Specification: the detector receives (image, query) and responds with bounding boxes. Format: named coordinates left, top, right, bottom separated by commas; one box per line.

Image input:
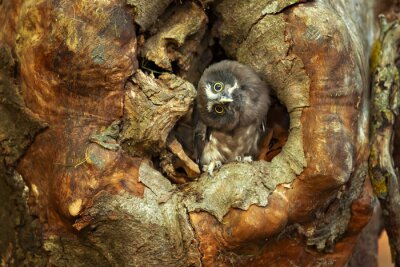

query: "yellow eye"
left=213, top=82, right=224, bottom=92
left=214, top=104, right=224, bottom=114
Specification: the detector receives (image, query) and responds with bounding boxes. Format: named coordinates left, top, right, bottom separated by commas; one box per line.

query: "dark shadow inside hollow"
left=139, top=57, right=171, bottom=78
left=392, top=115, right=400, bottom=170
left=393, top=59, right=400, bottom=170
left=260, top=95, right=290, bottom=162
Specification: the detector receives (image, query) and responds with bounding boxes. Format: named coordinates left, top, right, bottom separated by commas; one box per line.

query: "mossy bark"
left=369, top=15, right=400, bottom=266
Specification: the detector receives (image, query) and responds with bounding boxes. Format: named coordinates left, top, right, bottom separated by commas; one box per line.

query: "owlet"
left=195, top=60, right=271, bottom=174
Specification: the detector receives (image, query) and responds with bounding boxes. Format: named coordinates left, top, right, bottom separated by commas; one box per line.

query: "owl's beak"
left=219, top=96, right=233, bottom=103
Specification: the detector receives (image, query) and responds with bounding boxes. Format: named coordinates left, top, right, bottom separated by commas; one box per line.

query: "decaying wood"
left=257, top=123, right=288, bottom=161
left=121, top=70, right=196, bottom=156
left=0, top=0, right=387, bottom=266
left=159, top=137, right=200, bottom=184
left=126, top=0, right=173, bottom=31
left=369, top=15, right=400, bottom=266
left=141, top=2, right=207, bottom=71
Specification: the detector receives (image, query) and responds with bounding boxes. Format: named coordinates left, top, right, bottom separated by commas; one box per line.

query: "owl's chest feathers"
left=200, top=124, right=261, bottom=165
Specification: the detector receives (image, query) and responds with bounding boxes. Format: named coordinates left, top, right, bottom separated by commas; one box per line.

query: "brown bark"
left=0, top=0, right=390, bottom=266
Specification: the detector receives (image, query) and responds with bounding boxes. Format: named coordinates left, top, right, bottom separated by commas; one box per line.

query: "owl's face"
left=197, top=70, right=242, bottom=131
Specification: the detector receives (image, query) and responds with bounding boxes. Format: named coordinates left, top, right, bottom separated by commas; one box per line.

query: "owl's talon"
left=215, top=161, right=222, bottom=168
left=235, top=156, right=242, bottom=161
left=243, top=156, right=253, bottom=162
left=202, top=165, right=208, bottom=172
left=203, top=161, right=222, bottom=176
left=207, top=164, right=215, bottom=176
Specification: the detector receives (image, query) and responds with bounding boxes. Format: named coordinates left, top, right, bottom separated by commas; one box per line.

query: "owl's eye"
left=214, top=104, right=225, bottom=114
left=213, top=82, right=224, bottom=92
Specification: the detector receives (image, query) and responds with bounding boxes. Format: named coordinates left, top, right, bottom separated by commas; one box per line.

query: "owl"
left=195, top=60, right=271, bottom=175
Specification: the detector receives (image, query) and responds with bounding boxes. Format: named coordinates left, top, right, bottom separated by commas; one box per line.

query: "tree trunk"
left=0, top=0, right=398, bottom=266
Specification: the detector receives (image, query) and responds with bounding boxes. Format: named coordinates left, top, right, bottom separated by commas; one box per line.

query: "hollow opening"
left=133, top=1, right=290, bottom=184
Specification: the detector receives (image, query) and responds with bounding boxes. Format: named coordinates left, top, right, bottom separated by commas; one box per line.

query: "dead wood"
left=121, top=70, right=196, bottom=156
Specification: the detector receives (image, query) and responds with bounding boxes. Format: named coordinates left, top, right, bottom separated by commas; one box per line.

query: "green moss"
left=370, top=39, right=381, bottom=75
left=369, top=171, right=388, bottom=198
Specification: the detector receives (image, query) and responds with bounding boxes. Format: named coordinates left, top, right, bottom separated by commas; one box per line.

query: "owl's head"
left=196, top=60, right=270, bottom=131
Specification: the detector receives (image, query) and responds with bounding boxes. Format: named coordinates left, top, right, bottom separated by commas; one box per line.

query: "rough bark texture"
left=369, top=15, right=400, bottom=266
left=121, top=70, right=196, bottom=156
left=0, top=35, right=48, bottom=266
left=0, top=0, right=389, bottom=266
